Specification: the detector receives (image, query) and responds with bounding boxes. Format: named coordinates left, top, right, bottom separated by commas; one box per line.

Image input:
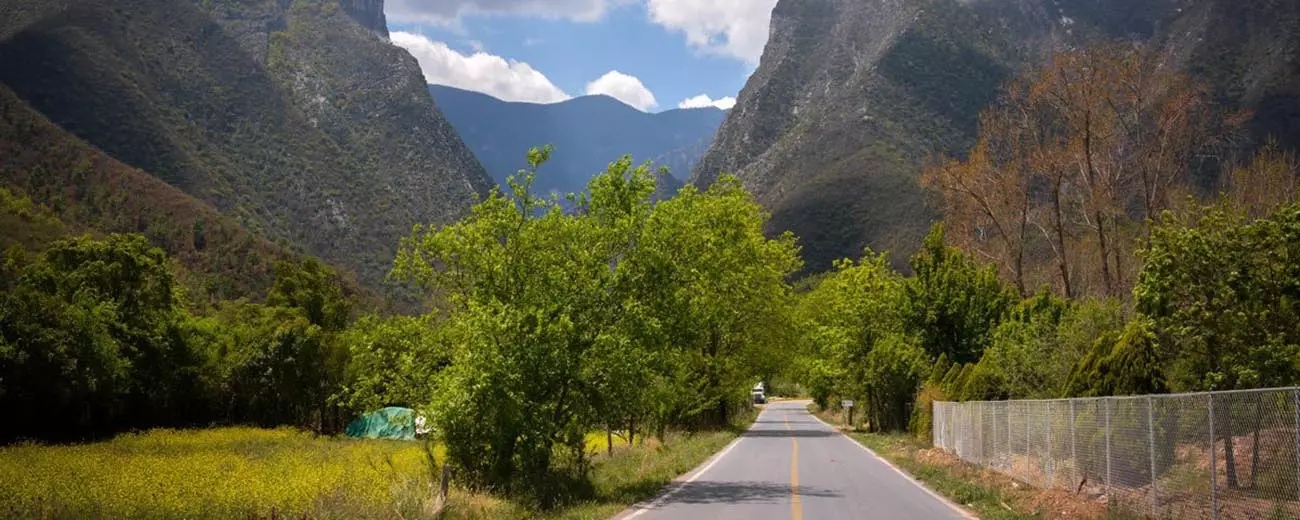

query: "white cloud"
left=391, top=31, right=571, bottom=104
left=585, top=71, right=658, bottom=111
left=678, top=94, right=736, bottom=110
left=385, top=0, right=614, bottom=25
left=645, top=0, right=779, bottom=63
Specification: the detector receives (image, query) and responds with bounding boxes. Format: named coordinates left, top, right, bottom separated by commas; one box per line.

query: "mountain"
left=0, top=0, right=491, bottom=301
left=429, top=84, right=725, bottom=198
left=693, top=0, right=1300, bottom=273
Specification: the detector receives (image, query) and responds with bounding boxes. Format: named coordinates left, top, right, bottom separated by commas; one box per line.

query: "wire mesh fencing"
left=933, top=387, right=1300, bottom=519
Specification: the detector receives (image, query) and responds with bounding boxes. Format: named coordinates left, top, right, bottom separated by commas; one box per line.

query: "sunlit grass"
left=1, top=417, right=754, bottom=520
left=0, top=427, right=445, bottom=519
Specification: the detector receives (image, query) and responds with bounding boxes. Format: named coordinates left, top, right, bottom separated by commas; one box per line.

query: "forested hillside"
left=694, top=0, right=1300, bottom=274
left=0, top=0, right=490, bottom=300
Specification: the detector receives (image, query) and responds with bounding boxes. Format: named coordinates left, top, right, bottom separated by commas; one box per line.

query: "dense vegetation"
left=0, top=233, right=360, bottom=442
left=797, top=43, right=1300, bottom=446
left=0, top=147, right=799, bottom=510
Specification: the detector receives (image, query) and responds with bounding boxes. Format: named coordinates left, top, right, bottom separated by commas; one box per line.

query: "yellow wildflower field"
left=0, top=427, right=445, bottom=519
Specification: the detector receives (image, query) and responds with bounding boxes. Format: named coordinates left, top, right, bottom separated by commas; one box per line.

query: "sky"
left=385, top=0, right=781, bottom=113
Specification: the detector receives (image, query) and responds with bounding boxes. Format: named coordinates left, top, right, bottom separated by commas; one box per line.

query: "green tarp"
left=345, top=406, right=417, bottom=440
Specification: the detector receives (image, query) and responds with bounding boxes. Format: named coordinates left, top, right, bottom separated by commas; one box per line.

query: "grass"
left=810, top=404, right=1136, bottom=520
left=0, top=413, right=755, bottom=520
left=0, top=427, right=444, bottom=519
left=447, top=410, right=757, bottom=520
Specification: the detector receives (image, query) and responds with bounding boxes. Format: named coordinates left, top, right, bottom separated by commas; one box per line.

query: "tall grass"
left=0, top=427, right=444, bottom=519
left=0, top=414, right=755, bottom=520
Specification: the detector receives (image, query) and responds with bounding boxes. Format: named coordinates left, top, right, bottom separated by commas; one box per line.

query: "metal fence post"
left=1147, top=396, right=1158, bottom=517
left=1069, top=399, right=1078, bottom=490
left=1047, top=401, right=1054, bottom=487
left=1209, top=393, right=1218, bottom=520
left=1105, top=398, right=1112, bottom=498
left=1026, top=401, right=1032, bottom=484
left=1293, top=388, right=1300, bottom=502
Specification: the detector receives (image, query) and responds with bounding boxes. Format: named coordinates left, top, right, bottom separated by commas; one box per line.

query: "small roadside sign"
left=841, top=399, right=854, bottom=408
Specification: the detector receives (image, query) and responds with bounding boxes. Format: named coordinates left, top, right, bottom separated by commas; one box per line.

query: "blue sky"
left=384, top=0, right=779, bottom=112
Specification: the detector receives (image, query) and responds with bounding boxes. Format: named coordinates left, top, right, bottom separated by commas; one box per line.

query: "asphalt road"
left=614, top=400, right=973, bottom=520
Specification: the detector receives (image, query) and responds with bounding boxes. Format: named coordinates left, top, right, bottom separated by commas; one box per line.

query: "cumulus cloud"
left=678, top=94, right=736, bottom=110
left=386, top=0, right=614, bottom=24
left=645, top=0, right=779, bottom=63
left=391, top=31, right=571, bottom=103
left=585, top=71, right=658, bottom=111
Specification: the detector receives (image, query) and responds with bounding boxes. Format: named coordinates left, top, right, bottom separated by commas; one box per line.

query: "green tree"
left=336, top=314, right=449, bottom=414
left=0, top=234, right=201, bottom=440
left=902, top=223, right=1016, bottom=364
left=622, top=175, right=802, bottom=428
left=267, top=257, right=352, bottom=332
left=1136, top=202, right=1300, bottom=391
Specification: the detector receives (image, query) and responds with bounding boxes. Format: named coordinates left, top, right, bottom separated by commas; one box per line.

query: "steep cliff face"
left=694, top=0, right=1299, bottom=273
left=0, top=0, right=490, bottom=298
left=338, top=0, right=388, bottom=37
left=694, top=0, right=1056, bottom=272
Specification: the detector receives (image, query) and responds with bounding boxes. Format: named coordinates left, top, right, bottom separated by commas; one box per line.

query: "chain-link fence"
left=933, top=388, right=1300, bottom=519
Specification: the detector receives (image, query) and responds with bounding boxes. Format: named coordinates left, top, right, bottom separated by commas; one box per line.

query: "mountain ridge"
left=0, top=0, right=491, bottom=302
left=430, top=83, right=726, bottom=198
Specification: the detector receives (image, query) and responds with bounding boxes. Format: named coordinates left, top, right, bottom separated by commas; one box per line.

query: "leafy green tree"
left=1136, top=202, right=1300, bottom=391
left=862, top=334, right=927, bottom=431
left=0, top=234, right=201, bottom=440
left=622, top=175, right=802, bottom=428
left=267, top=257, right=352, bottom=332
left=205, top=301, right=345, bottom=431
left=336, top=314, right=449, bottom=414
left=392, top=148, right=652, bottom=499
left=1063, top=318, right=1167, bottom=398
left=794, top=251, right=904, bottom=413
left=902, top=223, right=1016, bottom=364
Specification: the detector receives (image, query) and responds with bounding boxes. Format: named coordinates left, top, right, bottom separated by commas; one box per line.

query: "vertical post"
left=1070, top=399, right=1078, bottom=491
left=1209, top=393, right=1218, bottom=520
left=1048, top=401, right=1054, bottom=488
left=1026, top=402, right=1032, bottom=484
left=1293, top=388, right=1300, bottom=502
left=1148, top=396, right=1158, bottom=517
left=1105, top=398, right=1112, bottom=498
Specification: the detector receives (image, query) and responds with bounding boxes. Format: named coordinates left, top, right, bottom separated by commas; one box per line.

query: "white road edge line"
left=613, top=408, right=764, bottom=520
left=807, top=410, right=979, bottom=520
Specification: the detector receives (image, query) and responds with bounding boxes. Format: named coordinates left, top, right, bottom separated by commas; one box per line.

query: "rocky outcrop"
left=693, top=0, right=1300, bottom=273
left=338, top=0, right=388, bottom=37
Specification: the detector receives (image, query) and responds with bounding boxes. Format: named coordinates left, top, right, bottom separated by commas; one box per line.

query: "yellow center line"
left=786, top=410, right=802, bottom=520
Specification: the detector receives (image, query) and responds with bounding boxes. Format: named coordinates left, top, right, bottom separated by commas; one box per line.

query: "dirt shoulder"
left=809, top=404, right=1126, bottom=520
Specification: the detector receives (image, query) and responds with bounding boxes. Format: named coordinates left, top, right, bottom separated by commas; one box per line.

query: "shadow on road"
left=656, top=480, right=841, bottom=505
left=741, top=428, right=837, bottom=438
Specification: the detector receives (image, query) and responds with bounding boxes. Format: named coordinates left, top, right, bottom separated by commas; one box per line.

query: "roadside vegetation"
left=813, top=404, right=1138, bottom=520
left=784, top=42, right=1300, bottom=520
left=792, top=43, right=1300, bottom=437
left=0, top=146, right=790, bottom=515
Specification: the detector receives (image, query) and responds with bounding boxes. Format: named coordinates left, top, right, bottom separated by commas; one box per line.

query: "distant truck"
left=751, top=382, right=767, bottom=405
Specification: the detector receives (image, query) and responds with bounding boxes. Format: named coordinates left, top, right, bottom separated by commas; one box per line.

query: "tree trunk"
left=1052, top=176, right=1074, bottom=298
left=607, top=427, right=613, bottom=456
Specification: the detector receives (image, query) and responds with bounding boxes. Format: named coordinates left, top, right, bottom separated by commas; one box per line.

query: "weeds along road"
left=613, top=400, right=973, bottom=520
